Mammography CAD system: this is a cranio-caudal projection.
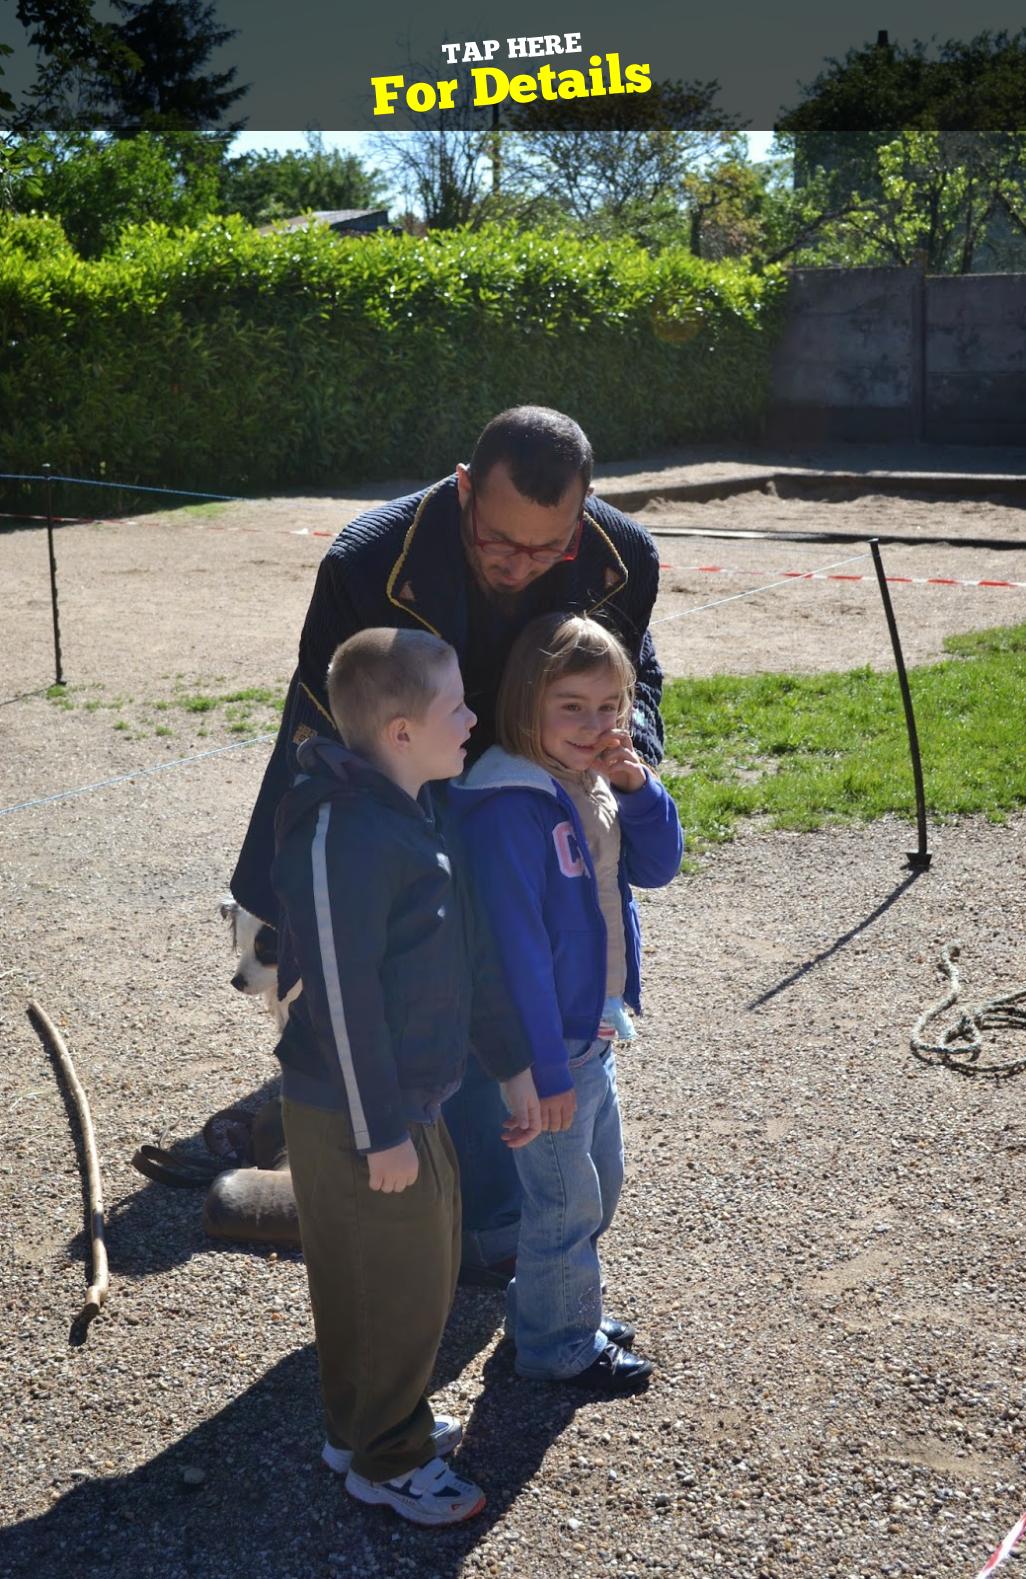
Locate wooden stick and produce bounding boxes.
[27,1000,109,1330]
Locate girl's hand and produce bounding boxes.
[500,1068,542,1147]
[367,1137,419,1193]
[593,729,647,793]
[538,1089,577,1132]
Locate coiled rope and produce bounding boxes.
[910,942,1026,1078]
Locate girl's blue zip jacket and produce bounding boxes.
[449,746,683,1099]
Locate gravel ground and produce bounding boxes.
[2,466,1025,1579]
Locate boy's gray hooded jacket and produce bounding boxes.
[270,737,529,1154]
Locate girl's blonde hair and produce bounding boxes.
[496,613,635,770]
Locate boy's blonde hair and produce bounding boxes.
[326,628,456,754]
[495,613,635,769]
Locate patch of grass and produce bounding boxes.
[178,500,232,520]
[663,620,1026,853]
[175,685,284,719]
[221,687,282,707]
[45,675,283,740]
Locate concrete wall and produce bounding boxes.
[769,267,1026,447]
[925,275,1026,445]
[770,268,922,443]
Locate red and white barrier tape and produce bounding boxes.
[675,563,1026,591]
[974,1508,1026,1577]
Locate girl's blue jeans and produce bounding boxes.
[506,1043,625,1379]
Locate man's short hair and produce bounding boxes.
[469,405,593,506]
[326,628,455,755]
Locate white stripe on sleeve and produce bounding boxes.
[311,802,372,1150]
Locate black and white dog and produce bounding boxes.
[219,898,301,1031]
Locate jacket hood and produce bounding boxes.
[275,736,427,842]
[450,745,558,805]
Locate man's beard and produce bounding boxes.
[483,581,527,613]
[461,505,532,611]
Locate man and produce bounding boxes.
[231,405,665,1279]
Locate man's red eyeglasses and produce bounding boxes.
[469,491,584,566]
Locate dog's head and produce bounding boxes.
[220,898,279,997]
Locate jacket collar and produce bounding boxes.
[455,744,558,798]
[385,477,467,643]
[384,476,630,648]
[285,736,433,826]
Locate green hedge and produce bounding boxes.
[0,214,786,499]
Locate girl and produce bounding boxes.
[451,613,683,1391]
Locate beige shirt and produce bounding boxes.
[551,767,626,999]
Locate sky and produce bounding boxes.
[228,130,779,214]
[230,129,777,161]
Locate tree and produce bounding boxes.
[778,29,1026,136]
[502,78,738,231]
[373,127,492,231]
[221,132,384,225]
[776,29,1026,200]
[90,0,247,132]
[7,0,247,132]
[8,129,223,254]
[859,131,1026,272]
[682,153,769,259]
[755,131,1026,273]
[766,33,1026,272]
[372,69,740,237]
[0,43,16,119]
[9,0,138,130]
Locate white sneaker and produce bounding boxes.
[345,1454,486,1526]
[321,1414,462,1475]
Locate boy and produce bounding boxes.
[271,628,539,1526]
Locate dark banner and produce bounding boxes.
[3,0,1026,132]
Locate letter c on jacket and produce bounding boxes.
[552,821,586,878]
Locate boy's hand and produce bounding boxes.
[538,1089,577,1133]
[500,1068,541,1148]
[593,729,647,794]
[367,1137,419,1193]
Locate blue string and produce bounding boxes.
[0,471,242,502]
[0,732,275,820]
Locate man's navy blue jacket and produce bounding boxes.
[271,737,531,1152]
[231,475,665,929]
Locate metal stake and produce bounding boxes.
[43,462,65,687]
[869,537,931,869]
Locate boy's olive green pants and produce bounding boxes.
[282,1098,461,1483]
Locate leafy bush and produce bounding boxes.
[9,133,224,260]
[0,211,77,259]
[0,215,786,498]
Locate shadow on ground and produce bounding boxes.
[3,1304,588,1579]
[746,869,927,1010]
[66,1078,286,1282]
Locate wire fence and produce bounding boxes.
[650,550,873,626]
[0,471,243,502]
[0,734,277,821]
[1,468,927,855]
